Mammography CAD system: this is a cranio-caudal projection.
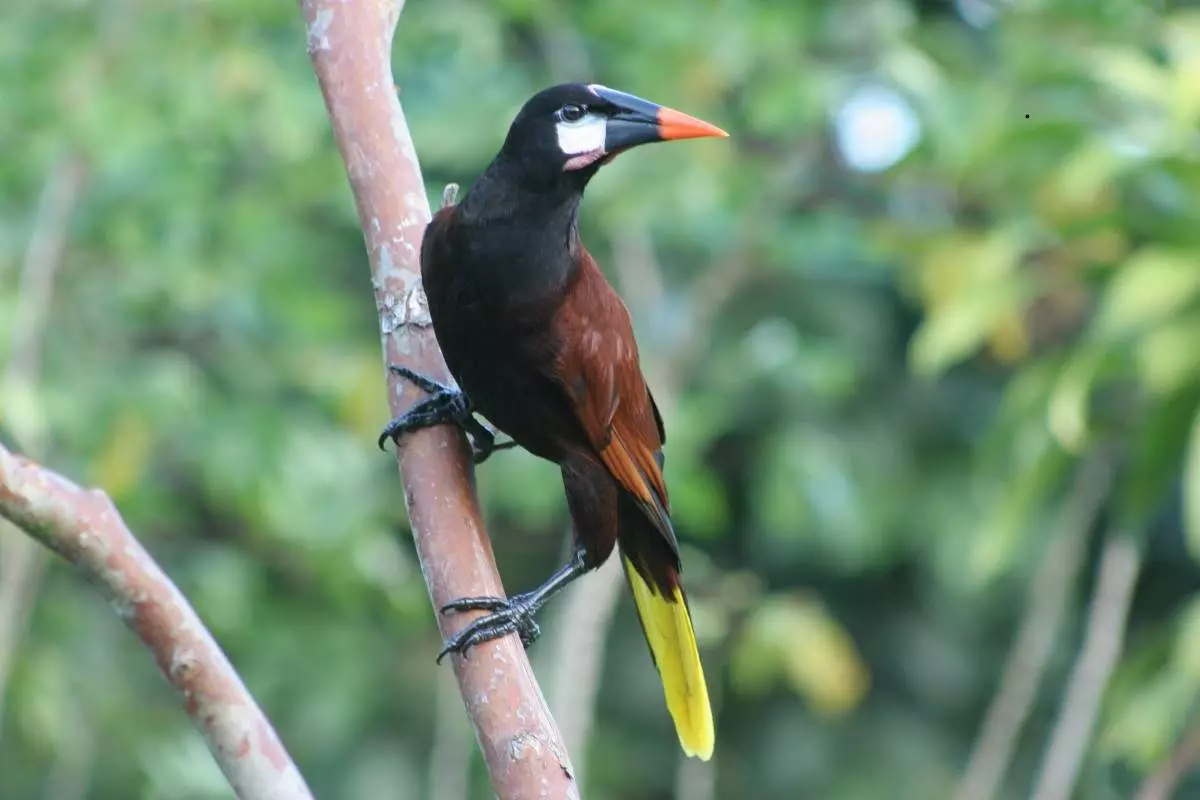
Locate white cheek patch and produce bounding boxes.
[556,113,607,156]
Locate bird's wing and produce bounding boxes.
[551,252,677,554]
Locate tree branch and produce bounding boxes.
[954,454,1114,800]
[298,1,577,796]
[0,153,87,740]
[4,155,84,396]
[0,444,313,800]
[1032,532,1143,800]
[548,552,624,770]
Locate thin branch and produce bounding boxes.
[0,154,87,740]
[428,667,471,800]
[668,248,754,395]
[298,1,577,796]
[4,155,84,395]
[41,705,95,800]
[0,541,46,735]
[1136,723,1200,800]
[532,11,592,83]
[0,444,313,799]
[675,748,717,800]
[954,454,1115,800]
[547,554,624,771]
[610,222,666,322]
[1031,532,1143,800]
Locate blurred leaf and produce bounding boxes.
[0,377,46,449]
[908,230,1027,375]
[88,411,154,501]
[1048,348,1107,452]
[1093,45,1169,108]
[1100,595,1200,765]
[1137,311,1200,395]
[968,435,1070,584]
[1115,387,1200,530]
[1099,670,1188,766]
[1184,408,1200,559]
[1174,595,1200,681]
[669,462,730,540]
[1037,138,1121,222]
[1166,14,1200,135]
[732,593,869,717]
[1092,247,1200,339]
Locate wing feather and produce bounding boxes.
[551,253,676,554]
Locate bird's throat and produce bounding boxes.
[463,155,586,224]
[456,160,586,298]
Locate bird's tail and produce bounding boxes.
[620,553,714,760]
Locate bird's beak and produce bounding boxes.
[590,85,729,153]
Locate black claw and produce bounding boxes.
[376,394,468,449]
[519,618,541,648]
[460,417,521,464]
[471,437,520,465]
[433,550,588,664]
[380,365,520,460]
[436,618,529,663]
[441,596,512,614]
[388,365,454,396]
[378,366,470,450]
[434,592,543,663]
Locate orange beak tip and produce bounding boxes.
[656,107,731,141]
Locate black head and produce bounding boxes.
[495,82,728,188]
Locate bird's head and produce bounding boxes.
[497,83,728,186]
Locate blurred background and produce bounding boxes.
[3,0,1200,798]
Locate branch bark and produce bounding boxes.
[954,454,1114,800]
[1032,532,1143,800]
[298,1,577,796]
[0,444,313,799]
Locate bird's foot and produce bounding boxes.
[435,549,589,663]
[460,419,521,465]
[377,366,469,449]
[378,365,518,463]
[436,591,544,663]
[387,365,457,398]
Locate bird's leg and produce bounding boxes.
[378,365,518,463]
[459,415,520,465]
[436,546,589,663]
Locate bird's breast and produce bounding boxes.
[416,210,588,460]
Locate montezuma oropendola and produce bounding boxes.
[380,83,727,759]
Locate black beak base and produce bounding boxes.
[590,84,729,153]
[592,86,665,152]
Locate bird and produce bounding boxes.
[379,82,727,760]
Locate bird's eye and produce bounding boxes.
[559,104,586,123]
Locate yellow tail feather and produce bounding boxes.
[621,555,714,760]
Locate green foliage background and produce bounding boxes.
[3,0,1200,797]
